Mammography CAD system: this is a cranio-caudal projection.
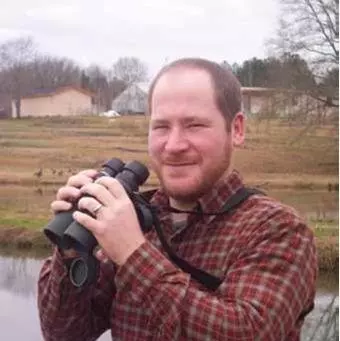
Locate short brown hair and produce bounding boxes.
[147,58,242,130]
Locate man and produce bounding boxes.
[38,58,317,341]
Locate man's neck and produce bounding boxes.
[169,197,197,211]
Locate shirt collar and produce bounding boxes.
[198,170,244,213]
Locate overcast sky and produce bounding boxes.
[0,0,280,78]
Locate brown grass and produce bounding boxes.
[315,236,339,271]
[0,116,338,213]
[0,227,49,249]
[0,115,338,270]
[0,115,338,185]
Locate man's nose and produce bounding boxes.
[164,128,188,153]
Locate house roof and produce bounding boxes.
[112,82,150,104]
[22,85,95,99]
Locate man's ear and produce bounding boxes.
[232,112,245,146]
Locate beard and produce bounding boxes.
[152,155,231,205]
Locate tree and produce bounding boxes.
[271,0,339,107]
[85,64,111,111]
[232,58,269,87]
[112,57,148,84]
[82,64,127,112]
[319,66,339,99]
[232,55,315,89]
[267,53,316,90]
[0,36,37,118]
[28,56,82,89]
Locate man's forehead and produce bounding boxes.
[152,68,213,98]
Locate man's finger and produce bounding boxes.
[56,186,81,201]
[77,196,105,216]
[67,170,98,187]
[72,211,102,234]
[51,200,73,213]
[95,177,129,200]
[95,249,109,262]
[78,169,99,177]
[79,182,113,207]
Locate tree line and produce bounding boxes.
[230,54,337,103]
[0,0,338,120]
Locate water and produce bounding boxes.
[0,252,338,341]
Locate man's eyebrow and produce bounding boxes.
[182,116,201,121]
[150,118,169,125]
[151,116,209,124]
[182,116,210,123]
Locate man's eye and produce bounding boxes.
[188,123,205,128]
[152,125,167,130]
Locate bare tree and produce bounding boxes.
[0,36,37,118]
[109,77,127,103]
[84,64,111,111]
[270,0,339,107]
[112,57,148,85]
[28,55,82,89]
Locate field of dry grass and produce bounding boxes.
[0,115,338,270]
[1,115,338,185]
[1,115,338,213]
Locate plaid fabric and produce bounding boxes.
[38,170,317,341]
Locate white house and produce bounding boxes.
[111,82,150,115]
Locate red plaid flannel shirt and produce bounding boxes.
[38,170,317,341]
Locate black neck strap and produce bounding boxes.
[151,187,265,291]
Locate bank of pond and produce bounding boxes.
[0,248,338,341]
[0,226,338,273]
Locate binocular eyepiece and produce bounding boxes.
[43,158,152,287]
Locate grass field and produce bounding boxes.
[0,115,338,186]
[0,115,338,269]
[0,115,338,219]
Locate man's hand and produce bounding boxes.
[73,176,146,266]
[51,169,98,213]
[51,169,99,259]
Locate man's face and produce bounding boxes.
[148,67,243,203]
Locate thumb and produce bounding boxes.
[95,248,109,262]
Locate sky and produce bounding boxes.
[0,0,280,79]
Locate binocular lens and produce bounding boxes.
[69,256,98,287]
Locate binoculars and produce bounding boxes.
[43,158,154,287]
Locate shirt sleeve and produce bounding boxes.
[37,248,116,341]
[114,210,317,340]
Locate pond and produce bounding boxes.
[0,250,338,341]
